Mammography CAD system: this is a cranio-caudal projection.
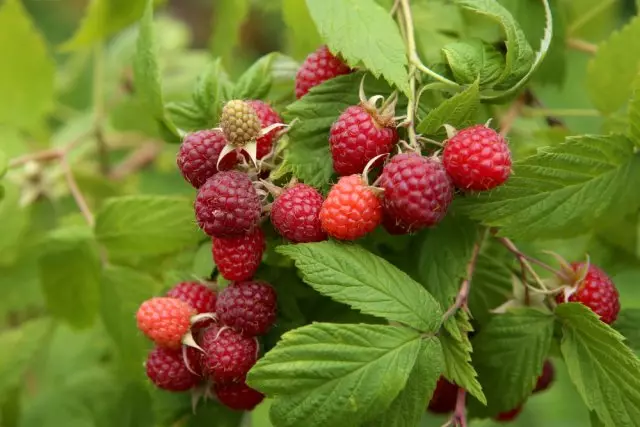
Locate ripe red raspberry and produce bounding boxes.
[216,281,277,336]
[329,105,398,176]
[442,125,512,191]
[555,262,620,324]
[145,347,199,391]
[213,379,265,411]
[166,282,217,314]
[200,326,258,383]
[176,129,238,188]
[533,360,555,393]
[195,171,262,238]
[319,175,382,240]
[427,377,459,414]
[295,45,351,98]
[271,184,326,243]
[495,406,523,422]
[380,153,454,232]
[136,297,196,349]
[247,100,282,159]
[213,228,266,281]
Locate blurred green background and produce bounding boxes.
[1,0,639,426]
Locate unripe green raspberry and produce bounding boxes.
[220,100,262,147]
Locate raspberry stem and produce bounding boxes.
[498,237,572,283]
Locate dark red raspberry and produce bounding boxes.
[427,377,459,414]
[329,105,398,176]
[381,212,412,235]
[136,297,196,349]
[442,125,512,191]
[176,129,238,188]
[195,171,262,238]
[319,175,382,240]
[495,406,523,422]
[216,281,277,336]
[555,262,620,324]
[295,45,351,98]
[185,345,205,377]
[271,184,326,243]
[166,282,217,314]
[533,360,555,393]
[200,325,258,383]
[213,379,265,411]
[380,153,454,232]
[247,100,282,159]
[213,228,266,281]
[145,347,199,391]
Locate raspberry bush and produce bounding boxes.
[2,0,640,427]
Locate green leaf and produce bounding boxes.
[133,0,180,142]
[630,73,640,146]
[587,16,640,114]
[95,196,202,259]
[365,338,443,427]
[248,323,422,427]
[305,0,409,93]
[439,313,486,404]
[61,0,146,50]
[0,0,54,129]
[441,40,505,88]
[557,303,640,427]
[0,150,6,179]
[277,241,442,332]
[0,182,30,265]
[100,265,160,376]
[615,309,640,354]
[417,81,480,136]
[209,0,249,63]
[282,0,322,59]
[0,318,51,399]
[472,308,554,414]
[458,134,640,240]
[1,387,20,427]
[109,381,154,427]
[233,53,277,100]
[38,228,101,328]
[417,215,479,308]
[186,401,243,427]
[591,411,606,427]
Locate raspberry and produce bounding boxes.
[145,347,199,391]
[295,45,351,98]
[247,100,282,159]
[533,360,555,393]
[220,100,262,147]
[185,345,205,377]
[213,379,265,411]
[166,282,217,314]
[329,105,398,176]
[271,184,326,243]
[381,212,412,235]
[213,228,266,281]
[195,171,262,238]
[495,406,523,422]
[380,153,454,232]
[200,325,258,383]
[555,262,620,324]
[427,377,459,414]
[176,129,238,188]
[136,297,196,349]
[442,125,512,191]
[216,281,277,336]
[319,175,382,240]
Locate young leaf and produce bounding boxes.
[364,338,443,427]
[100,265,161,376]
[38,227,102,329]
[587,16,640,114]
[133,0,180,142]
[282,0,322,59]
[458,134,640,240]
[61,0,146,50]
[630,73,640,146]
[471,308,554,414]
[441,40,505,88]
[248,323,422,427]
[417,81,480,136]
[209,0,249,63]
[417,215,479,308]
[277,241,442,332]
[305,0,409,93]
[233,53,277,100]
[557,303,640,427]
[0,0,55,130]
[614,309,640,354]
[95,196,202,259]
